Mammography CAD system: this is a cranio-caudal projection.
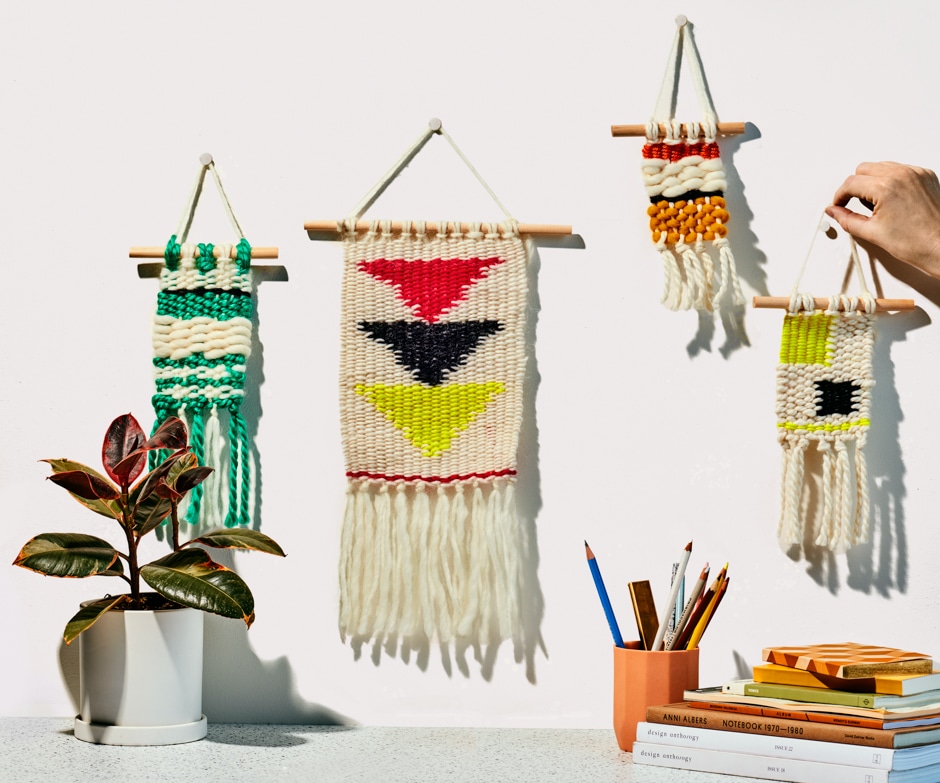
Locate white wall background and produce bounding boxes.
[3,0,940,728]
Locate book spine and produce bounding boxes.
[744,681,873,708]
[646,704,897,748]
[636,721,896,766]
[631,742,891,783]
[686,700,887,729]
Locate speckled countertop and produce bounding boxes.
[1,719,771,782]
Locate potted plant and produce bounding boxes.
[13,413,285,745]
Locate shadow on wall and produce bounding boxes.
[347,242,558,684]
[687,122,767,360]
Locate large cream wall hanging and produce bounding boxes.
[306,120,573,648]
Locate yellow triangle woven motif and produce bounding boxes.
[355,382,505,457]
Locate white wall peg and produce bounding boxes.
[675,14,688,27]
[199,152,213,166]
[427,117,442,132]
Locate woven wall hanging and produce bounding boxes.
[306,120,574,647]
[148,157,259,529]
[616,18,746,315]
[774,222,878,552]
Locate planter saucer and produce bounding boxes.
[73,715,207,746]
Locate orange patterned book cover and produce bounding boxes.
[762,643,932,679]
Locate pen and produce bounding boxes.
[584,541,624,648]
[651,541,692,651]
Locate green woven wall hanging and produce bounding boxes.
[150,157,255,529]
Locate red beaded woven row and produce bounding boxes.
[642,141,721,162]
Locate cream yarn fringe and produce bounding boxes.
[778,433,870,553]
[339,477,522,645]
[659,235,745,312]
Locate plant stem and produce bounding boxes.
[121,494,141,608]
[170,500,181,551]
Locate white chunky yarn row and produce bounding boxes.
[642,155,727,199]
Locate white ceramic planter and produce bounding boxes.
[74,597,206,745]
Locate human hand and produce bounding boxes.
[826,162,940,279]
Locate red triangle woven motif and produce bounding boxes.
[358,257,502,323]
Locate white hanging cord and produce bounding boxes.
[347,118,515,223]
[175,164,209,243]
[174,154,246,243]
[348,123,438,221]
[650,16,719,132]
[438,125,514,221]
[790,212,875,313]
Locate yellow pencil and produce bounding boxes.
[685,563,727,650]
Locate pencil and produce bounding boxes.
[685,563,727,650]
[693,575,730,649]
[584,541,624,648]
[651,541,692,651]
[665,563,708,651]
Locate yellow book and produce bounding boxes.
[754,663,940,696]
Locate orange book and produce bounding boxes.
[761,642,932,679]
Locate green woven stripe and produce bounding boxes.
[153,354,246,370]
[152,394,244,416]
[156,290,253,320]
[154,371,247,392]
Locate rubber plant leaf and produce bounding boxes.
[173,466,214,495]
[63,595,130,646]
[102,413,147,487]
[47,470,120,502]
[143,417,188,451]
[13,533,123,578]
[141,548,255,626]
[133,494,175,536]
[187,528,286,557]
[128,449,187,510]
[41,460,121,519]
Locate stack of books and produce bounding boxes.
[632,643,940,782]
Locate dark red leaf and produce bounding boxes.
[144,417,188,451]
[102,414,146,485]
[48,470,120,501]
[174,466,214,494]
[154,479,183,502]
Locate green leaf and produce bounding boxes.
[41,460,122,520]
[128,449,187,509]
[13,533,123,577]
[63,595,130,645]
[141,549,255,626]
[133,494,174,536]
[186,528,286,557]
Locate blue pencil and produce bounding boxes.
[584,541,624,648]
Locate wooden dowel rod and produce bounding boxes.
[752,296,916,313]
[610,122,747,138]
[129,246,279,259]
[303,220,571,237]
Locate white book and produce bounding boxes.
[632,742,940,783]
[637,722,940,770]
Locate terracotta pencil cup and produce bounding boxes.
[613,642,699,752]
